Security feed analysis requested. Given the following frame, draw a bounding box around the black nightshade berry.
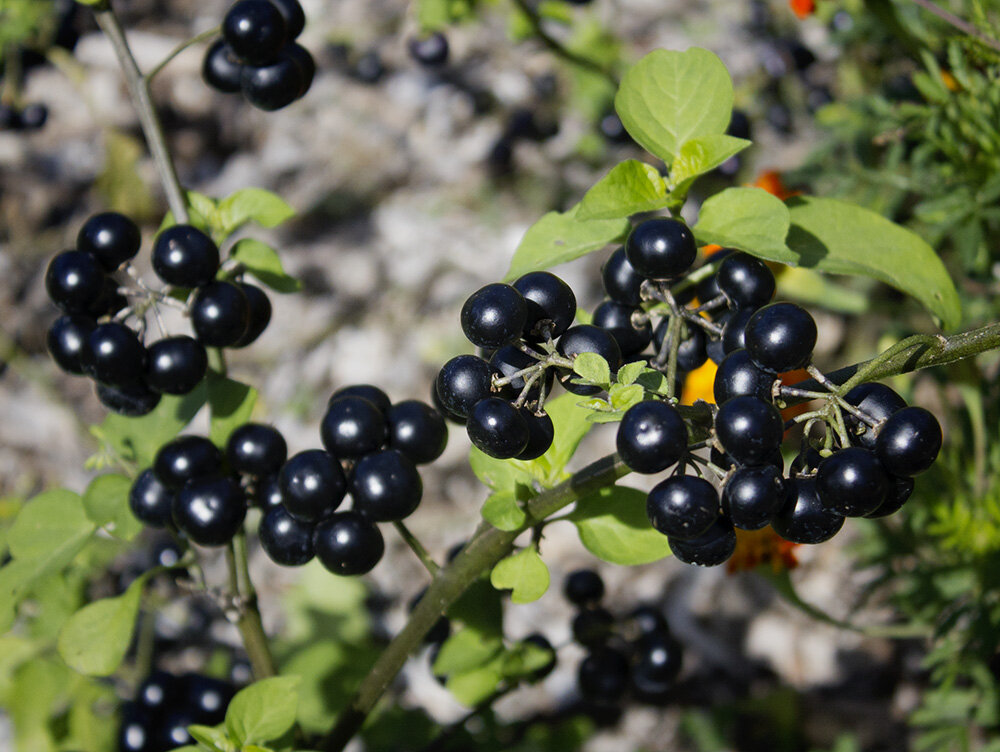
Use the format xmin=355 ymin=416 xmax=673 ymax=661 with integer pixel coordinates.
xmin=191 ymin=281 xmax=250 ymax=347
xmin=47 ymin=315 xmax=95 ymax=375
xmin=129 ymin=469 xmax=175 ymax=528
xmin=350 ymin=449 xmax=423 ymax=522
xmin=45 ymin=250 xmax=105 ymax=313
xmin=152 ymin=225 xmax=220 ymax=288
xmin=77 ymin=212 xmax=141 ymax=271
xmin=564 ymin=569 xmax=604 ymax=606
xmin=461 ymin=283 xmax=528 ymax=349
xmin=744 ymin=302 xmax=817 ymax=373
xmin=771 ymin=477 xmax=844 ymax=544
xmin=624 ymin=218 xmax=697 ymax=280
xmin=436 ymin=355 xmax=494 ymax=419
xmin=467 ymin=397 xmax=529 ymax=459
xmin=227 ymin=423 xmax=288 ymax=477
xmin=172 ymin=476 xmax=247 ymax=547
xmin=647 ymin=475 xmax=720 ymax=541
xmin=714 ymin=395 xmax=784 ymax=466
xmin=512 ymin=271 xmax=577 ymax=340
xmin=601 ymin=246 xmax=644 ymax=306
xmin=154 ymin=436 xmax=223 ymax=490
xmin=386 ymin=400 xmax=448 ymax=464
xmin=816 ymin=447 xmax=888 ymax=517
xmin=313 ymin=511 xmax=385 ymax=575
xmin=667 ymin=515 xmax=736 ymax=566
xmin=278 ymin=449 xmax=347 ymax=522
xmin=259 ymin=505 xmax=315 ymax=566
xmin=321 ymin=395 xmax=388 ymax=459
xmin=616 ymin=400 xmax=687 ymax=474
xmin=875 ymin=406 xmax=942 ymax=477
xmin=145 ymin=336 xmax=208 ymax=395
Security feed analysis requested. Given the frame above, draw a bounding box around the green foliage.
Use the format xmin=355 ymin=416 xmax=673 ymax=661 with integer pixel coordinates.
xmin=82 ymin=474 xmax=142 ymax=541
xmin=490 ymin=545 xmax=550 ymax=603
xmin=206 ymin=374 xmax=258 ymax=447
xmin=230 ymin=239 xmax=302 ymax=293
xmin=576 ymin=160 xmax=668 ymax=220
xmin=693 ymin=187 xmax=793 ymax=262
xmin=225 ymin=676 xmax=301 ymax=746
xmin=568 ymin=485 xmax=673 ymax=565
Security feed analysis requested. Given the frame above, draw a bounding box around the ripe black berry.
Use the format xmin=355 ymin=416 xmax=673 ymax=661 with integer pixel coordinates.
xmin=321 ymin=395 xmax=388 ymax=458
xmin=599 ymin=111 xmax=631 ymax=144
xmin=191 ymin=281 xmax=250 ymax=347
xmin=816 ymin=447 xmax=888 ymax=516
xmin=129 ymin=469 xmax=175 ymax=528
xmin=172 ymin=476 xmax=247 ymax=546
xmin=572 ymin=607 xmax=615 ymax=647
xmin=151 ymin=225 xmax=220 ymax=288
xmin=602 ymin=246 xmax=644 ymax=306
xmin=45 ymin=250 xmax=105 ymax=312
xmin=771 ymin=477 xmax=844 ymax=544
xmin=592 ymin=300 xmax=651 ymax=358
xmin=350 ymin=449 xmax=423 ymax=521
xmin=242 ymin=54 xmax=306 ymax=111
xmin=47 ymin=315 xmax=95 ymax=375
xmin=624 ymin=218 xmax=697 ymax=280
xmin=286 ymin=43 xmax=316 ymax=96
xmin=77 ymin=212 xmax=141 ymax=271
xmin=557 ymin=325 xmax=623 ymax=395
xmin=653 ymin=320 xmax=708 ymax=373
xmin=616 ymin=400 xmax=687 ymax=474
xmin=564 ymin=569 xmax=604 ymax=606
xmin=865 ymin=475 xmax=914 ymax=518
xmin=253 ymin=474 xmax=286 ymax=509
xmin=408 ymin=32 xmax=450 ymax=67
xmin=625 ymin=605 xmax=669 ymax=639
xmin=117 ymin=704 xmax=152 ymax=752
xmin=716 ymin=252 xmax=775 ymax=309
xmin=268 ymin=0 xmax=306 ymax=39
xmin=721 ymin=307 xmax=755 ymax=354
xmin=233 ymin=283 xmax=271 ymax=347
xmin=85 ymin=321 xmax=147 ymax=386
xmin=517 ymin=407 xmax=554 ymax=460
xmin=313 ymin=511 xmax=385 ymax=575
xmin=156 ymin=710 xmax=197 ymax=751
xmin=647 ymin=475 xmax=720 ymax=541
xmin=387 ymin=400 xmax=448 ymax=464
xmin=181 ymin=673 xmax=234 ymax=723
xmin=713 ymin=349 xmax=776 ymax=403
xmin=436 ymin=355 xmax=493 ymax=418
xmin=875 ymin=406 xmax=942 ymax=477
xmin=512 ymin=271 xmax=577 ymax=340
xmin=714 ymin=395 xmax=783 ymax=465
xmin=329 ymin=384 xmax=391 ymax=413
xmin=278 ymin=449 xmax=346 ymax=522
xmin=136 ymin=670 xmax=178 ymax=715
xmin=19 ymin=103 xmax=48 ymax=130
xmin=460 ymin=283 xmax=528 ymax=349
xmin=227 ymin=423 xmax=288 ymax=477
xmin=667 ymin=515 xmax=736 ymax=566
xmin=145 ymin=336 xmax=208 ymax=395
xmin=722 ymin=464 xmax=786 ymax=530
xmin=490 ymin=345 xmax=551 ymax=400
xmin=629 ymin=632 xmax=683 ymax=699
xmin=96 ymin=382 xmax=161 ymax=416
xmin=578 ymin=646 xmax=629 ymax=702
xmin=843 ymin=383 xmax=906 ymax=449
xmin=467 ymin=397 xmax=529 ymax=459
xmin=744 ymin=302 xmax=817 ymax=373
xmin=259 ymin=505 xmax=315 ymax=566
xmin=223 ymin=0 xmax=288 ymax=65
xmin=203 ymin=39 xmax=244 ymax=93
xmin=154 ymin=436 xmax=223 ymax=490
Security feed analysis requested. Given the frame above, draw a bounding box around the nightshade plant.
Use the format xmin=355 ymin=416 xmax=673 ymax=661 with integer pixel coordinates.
xmin=6 ymin=2 xmax=1000 ymax=751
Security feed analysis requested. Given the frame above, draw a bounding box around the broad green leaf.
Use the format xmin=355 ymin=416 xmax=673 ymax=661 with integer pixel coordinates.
xmin=8 ymin=490 xmax=92 ymax=561
xmin=82 ymin=474 xmax=142 ymax=541
xmin=445 ymin=662 xmax=503 ymax=706
xmin=614 ymin=48 xmax=733 ymax=163
xmin=230 ymin=238 xmax=301 ymax=293
xmin=159 ymin=191 xmax=217 ymax=234
xmin=504 ymin=206 xmax=630 ymax=281
xmin=468 ymin=447 xmax=534 ymax=492
xmin=225 ymin=676 xmax=300 ymax=745
xmin=776 ymin=266 xmax=869 ymax=314
xmin=57 ymin=574 xmax=146 ymax=676
xmin=447 ymin=579 xmax=504 ymax=638
xmin=573 ymin=352 xmax=611 ymax=387
xmin=490 ymin=546 xmax=550 ymax=604
xmin=433 ymin=628 xmax=503 ymax=675
xmin=616 ymin=361 xmax=649 ymax=386
xmin=576 ymin=160 xmax=668 ymax=220
xmin=670 ymin=134 xmax=751 ymax=188
xmin=502 ymin=640 xmax=554 ymax=680
xmin=207 ymin=375 xmax=258 ymax=447
xmin=608 ymin=383 xmax=644 ymax=411
xmin=187 ymin=724 xmax=232 ymax=751
xmin=481 ymin=490 xmax=527 ymax=532
xmin=693 ymin=188 xmax=795 ymax=263
xmin=569 ymin=485 xmax=673 ymax=565
xmin=216 ymin=188 xmax=295 ymax=234
xmin=785 ymin=196 xmax=961 ymax=328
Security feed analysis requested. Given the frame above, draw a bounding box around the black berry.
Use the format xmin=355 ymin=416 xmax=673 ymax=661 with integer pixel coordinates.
xmin=624 ymin=218 xmax=697 ymax=280
xmin=722 ymin=464 xmax=786 ymax=530
xmin=578 ymin=647 xmax=629 ymax=702
xmin=232 ymin=283 xmax=272 ymax=347
xmin=616 ymin=400 xmax=687 ymax=474
xmin=572 ymin=607 xmax=615 ymax=647
xmin=223 ymin=0 xmax=288 ymax=65
xmin=557 ymin=325 xmax=623 ymax=395
xmin=227 ymin=423 xmax=288 ymax=477
xmin=864 ymin=475 xmax=914 ymax=518
xmin=268 ymin=0 xmax=305 ymax=39
xmin=771 ymin=477 xmax=844 ymax=544
xmin=713 ymin=349 xmax=776 ymax=403
xmin=436 ymin=355 xmax=494 ymax=418
xmin=564 ymin=569 xmax=604 ymax=606
xmin=460 ymin=283 xmax=528 ymax=349
xmin=843 ymin=383 xmax=906 ymax=449
xmin=490 ymin=345 xmax=551 ymax=401
xmin=313 ymin=511 xmax=385 ymax=575
xmin=129 ymin=469 xmax=175 ymax=528
xmin=512 ymin=271 xmax=577 ymax=340
xmin=259 ymin=505 xmax=315 ymax=566
xmin=203 ymin=39 xmax=244 ymax=93
xmin=516 ymin=407 xmax=554 ymax=460
xmin=667 ymin=515 xmax=736 ymax=566
xmin=647 ymin=475 xmax=720 ymax=540
xmin=321 ymin=395 xmax=388 ymax=458
xmin=85 ymin=321 xmax=147 ymax=386
xmin=716 ymin=252 xmax=775 ymax=309
xmin=154 ymin=435 xmax=223 ymax=490
xmin=96 ymin=382 xmax=161 ymax=416
xmin=653 ymin=320 xmax=708 ymax=373
xmin=278 ymin=449 xmax=346 ymax=522
xmin=241 ymin=54 xmax=305 ymax=111
xmin=875 ymin=406 xmax=942 ymax=477
xmin=592 ymin=300 xmax=651 ymax=358
xmin=602 ymin=246 xmax=644 ymax=306
xmin=387 ymin=400 xmax=448 ymax=464
xmin=152 ymin=225 xmax=219 ymax=288
xmin=45 ymin=250 xmax=105 ymax=312
xmin=172 ymin=476 xmax=247 ymax=546
xmin=77 ymin=212 xmax=141 ymax=271
xmin=350 ymin=449 xmax=423 ymax=521
xmin=191 ymin=281 xmax=250 ymax=347
xmin=467 ymin=397 xmax=529 ymax=459
xmin=714 ymin=395 xmax=784 ymax=465
xmin=329 ymin=384 xmax=392 ymax=414
xmin=816 ymin=447 xmax=888 ymax=516
xmin=145 ymin=336 xmax=208 ymax=395
xmin=744 ymin=302 xmax=817 ymax=373
xmin=47 ymin=314 xmax=95 ymax=375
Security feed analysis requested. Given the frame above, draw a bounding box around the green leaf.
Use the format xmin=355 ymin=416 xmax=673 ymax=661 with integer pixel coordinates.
xmin=502 ymin=640 xmax=555 ymax=680
xmin=159 ymin=191 xmax=217 ymax=234
xmin=693 ymin=187 xmax=794 ymax=263
xmin=447 ymin=578 xmax=504 ymax=638
xmin=225 ymin=676 xmax=300 ymax=746
xmin=573 ymin=352 xmax=611 ymax=387
xmin=187 ymin=724 xmax=233 ymax=751
xmin=490 ymin=546 xmax=550 ymax=604
xmin=468 ymin=447 xmax=535 ymax=492
xmin=481 ymin=490 xmax=528 ymax=532
xmin=535 ymin=393 xmax=596 ymax=474
xmin=445 ymin=662 xmax=503 ymax=706
xmin=82 ymin=474 xmax=142 ymax=541
xmin=616 ymin=361 xmax=648 ymax=386
xmin=216 ymin=188 xmax=295 ymax=234
xmin=614 ymin=48 xmax=733 ymax=163
xmin=230 ymin=238 xmax=301 ymax=293
xmin=207 ymin=374 xmax=258 ymax=447
xmin=670 ymin=134 xmax=751 ymax=188
xmin=504 ymin=206 xmax=629 ymax=281
xmin=785 ymin=196 xmax=961 ymax=329
xmin=569 ymin=485 xmax=673 ymax=565
xmin=433 ymin=628 xmax=503 ymax=676
xmin=57 ymin=573 xmax=146 ymax=676
xmin=8 ymin=490 xmax=93 ymax=561
xmin=608 ymin=383 xmax=644 ymax=411
xmin=576 ymin=160 xmax=668 ymax=220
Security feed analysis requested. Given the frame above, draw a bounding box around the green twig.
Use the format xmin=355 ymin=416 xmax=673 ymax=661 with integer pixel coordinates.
xmin=145 ymin=25 xmax=221 ymax=84
xmin=393 ymin=521 xmax=440 ymax=576
xmin=226 ymin=532 xmax=277 ymax=680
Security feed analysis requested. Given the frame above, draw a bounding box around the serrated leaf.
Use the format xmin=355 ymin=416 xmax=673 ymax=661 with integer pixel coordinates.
xmin=616 ymin=361 xmax=648 ymax=386
xmin=57 ymin=573 xmax=146 ymax=676
xmin=670 ymin=134 xmax=751 ymax=187
xmin=576 ymin=160 xmax=668 ymax=220
xmin=785 ymin=196 xmax=961 ymax=328
xmin=481 ymin=490 xmax=528 ymax=532
xmin=614 ymin=48 xmax=733 ymax=163
xmin=573 ymin=352 xmax=611 ymax=387
xmin=225 ymin=676 xmax=300 ymax=746
xmin=693 ymin=187 xmax=794 ymax=263
xmin=82 ymin=474 xmax=142 ymax=541
xmin=490 ymin=546 xmax=550 ymax=604
xmin=433 ymin=628 xmax=503 ymax=676
xmin=229 ymin=238 xmax=301 ymax=293
xmin=608 ymin=383 xmax=644 ymax=411
xmin=207 ymin=374 xmax=258 ymax=448
xmin=505 ymin=206 xmax=630 ymax=281
xmin=569 ymin=485 xmax=673 ymax=565
xmin=216 ymin=188 xmax=295 ymax=234
xmin=445 ymin=662 xmax=503 ymax=706
xmin=8 ymin=490 xmax=92 ymax=561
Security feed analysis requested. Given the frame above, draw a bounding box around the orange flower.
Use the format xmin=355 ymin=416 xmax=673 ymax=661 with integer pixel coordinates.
xmin=753 ymin=170 xmax=799 ymax=200
xmin=940 ymin=70 xmax=961 ymax=92
xmin=701 ymin=244 xmax=725 ymax=257
xmin=727 ymin=526 xmax=800 ymax=573
xmin=778 ymin=368 xmax=813 ymax=428
xmin=789 ymin=0 xmax=816 ymax=19
xmin=681 ymin=359 xmax=718 ymax=405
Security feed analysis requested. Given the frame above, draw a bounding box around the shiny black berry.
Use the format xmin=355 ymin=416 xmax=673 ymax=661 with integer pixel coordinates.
xmin=223 ymin=0 xmax=288 ymax=65
xmin=557 ymin=325 xmax=622 ymax=395
xmin=85 ymin=321 xmax=147 ymax=386
xmin=629 ymin=632 xmax=683 ymax=700
xmin=564 ymin=568 xmax=604 ymax=606
xmin=512 ymin=271 xmax=577 ymax=340
xmin=268 ymin=0 xmax=305 ymax=39
xmin=386 ymin=400 xmax=448 ymax=464
xmin=96 ymin=382 xmax=161 ymax=416
xmin=616 ymin=400 xmax=687 ymax=474
xmin=467 ymin=397 xmax=529 ymax=459
xmin=592 ymin=300 xmax=651 ymax=358
xmin=45 ymin=250 xmax=105 ymax=312
xmin=321 ymin=396 xmax=388 ymax=458
xmin=145 ymin=336 xmax=207 ymax=394
xmin=721 ymin=307 xmax=755 ymax=355
xmin=151 ymin=225 xmax=219 ymax=288
xmin=721 ymin=464 xmax=786 ymax=530
xmin=77 ymin=212 xmax=141 ymax=271
xmin=129 ymin=469 xmax=175 ymax=528
xmin=47 ymin=314 xmax=95 ymax=375
xmin=864 ymin=475 xmax=915 ymax=518
xmin=278 ymin=449 xmax=346 ymax=522
xmin=572 ymin=607 xmax=615 ymax=647
xmin=180 ymin=673 xmax=234 ymax=723
xmin=714 ymin=395 xmax=783 ymax=465
xmin=173 ymin=476 xmax=247 ymax=546
xmin=227 ymin=423 xmax=287 ymax=477
xmin=203 ymin=39 xmax=244 ymax=93
xmin=408 ymin=32 xmax=449 ymax=66
xmin=233 ymin=283 xmax=271 ymax=347
xmin=253 ymin=474 xmax=286 ymax=510
xmin=816 ymin=447 xmax=888 ymax=516
xmin=259 ymin=505 xmax=315 ymax=566
xmin=624 ymin=218 xmax=697 ymax=280
xmin=875 ymin=406 xmax=942 ymax=477
xmin=154 ymin=436 xmax=223 ymax=490
xmin=329 ymin=384 xmax=391 ymax=414
xmin=350 ymin=449 xmax=423 ymax=521
xmin=713 ymin=349 xmax=776 ymax=403
xmin=461 ymin=283 xmax=528 ymax=349
xmin=313 ymin=511 xmax=385 ymax=575
xmin=516 ymin=407 xmax=554 ymax=460
xmin=667 ymin=515 xmax=736 ymax=566
xmin=716 ymin=252 xmax=775 ymax=309
xmin=191 ymin=281 xmax=250 ymax=347
xmin=647 ymin=475 xmax=720 ymax=541
xmin=771 ymin=477 xmax=844 ymax=544
xmin=602 ymin=246 xmax=644 ymax=306
xmin=242 ymin=54 xmax=305 ymax=111
xmin=843 ymin=383 xmax=906 ymax=449
xmin=436 ymin=355 xmax=493 ymax=418
xmin=744 ymin=302 xmax=817 ymax=373
xmin=625 ymin=605 xmax=669 ymax=638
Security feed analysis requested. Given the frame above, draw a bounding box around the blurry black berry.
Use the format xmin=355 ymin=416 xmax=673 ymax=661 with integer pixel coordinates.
xmin=714 ymin=395 xmax=783 ymax=465
xmin=630 ymin=631 xmax=683 ymax=699
xmin=203 ymin=39 xmax=245 ymax=93
xmin=45 ymin=250 xmax=105 ymax=313
xmin=624 ymin=218 xmax=697 ymax=280
xmin=286 ymin=43 xmax=315 ymax=97
xmin=313 ymin=511 xmax=385 ymax=575
xmin=592 ymin=300 xmax=651 ymax=358
xmin=350 ymin=449 xmax=423 ymax=522
xmin=352 ymin=50 xmax=385 ymax=83
xmin=467 ymin=397 xmax=529 ymax=459
xmin=191 ymin=281 xmax=250 ymax=347
xmin=129 ymin=469 xmax=176 ymax=528
xmin=516 ymin=407 xmax=554 ymax=460
xmin=227 ymin=423 xmax=287 ymax=477
xmin=816 ymin=447 xmax=888 ymax=516
xmin=572 ymin=607 xmax=615 ymax=647
xmin=136 ymin=670 xmax=178 ymax=715
xmin=156 ymin=709 xmax=197 ymax=751
xmin=117 ymin=703 xmax=152 ymax=752
xmin=145 ymin=336 xmax=207 ymax=395
xmin=722 ymin=464 xmax=786 ymax=530
xmin=599 ymin=111 xmax=631 ymax=144
xmin=744 ymin=302 xmax=817 ymax=373
xmin=279 ymin=449 xmax=346 ymax=522
xmin=232 ymin=283 xmax=271 ymax=347
xmin=259 ymin=505 xmax=315 ymax=566
xmin=625 ymin=605 xmax=669 ymax=639
xmin=771 ymin=477 xmax=844 ymax=544
xmin=727 ymin=109 xmax=751 ymax=140
xmin=268 ymin=0 xmax=306 ymax=39
xmin=602 ymin=246 xmax=644 ymax=306
xmin=564 ymin=568 xmax=604 ymax=606
xmin=766 ymin=103 xmax=793 ymax=134
xmin=578 ymin=647 xmax=629 ymax=703
xmin=616 ymin=400 xmax=687 ymax=474
xmin=512 ymin=271 xmax=577 ymax=340
xmin=241 ymin=53 xmax=305 ymax=111
xmin=387 ymin=400 xmax=448 ymax=464
xmin=408 ymin=32 xmax=449 ymax=66
xmin=19 ymin=103 xmax=48 ymax=130
xmin=47 ymin=314 xmax=95 ymax=375
xmin=875 ymin=407 xmax=942 ymax=477
xmin=77 ymin=212 xmax=141 ymax=271
xmin=523 ymin=633 xmax=557 ymax=679
xmin=223 ymin=0 xmax=288 ymax=65
xmin=647 ymin=475 xmax=720 ymax=540
xmin=154 ymin=436 xmax=223 ymax=490
xmin=461 ymin=283 xmax=528 ymax=349
xmin=713 ymin=349 xmax=776 ymax=403
xmin=96 ymin=382 xmax=161 ymax=416
xmin=85 ymin=321 xmax=147 ymax=386
xmin=172 ymin=476 xmax=247 ymax=547
xmin=152 ymin=225 xmax=219 ymax=288
xmin=436 ymin=355 xmax=493 ymax=418
xmin=667 ymin=515 xmax=736 ymax=566
xmin=180 ymin=673 xmax=234 ymax=724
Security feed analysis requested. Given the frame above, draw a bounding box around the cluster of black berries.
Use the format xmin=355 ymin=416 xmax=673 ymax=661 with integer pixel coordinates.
xmin=564 ymin=570 xmax=683 ymax=706
xmin=0 ymin=102 xmax=48 ymax=132
xmin=118 ymin=671 xmax=236 ymax=752
xmin=45 ymin=214 xmax=272 ymax=416
xmin=435 ymin=271 xmax=621 ymax=460
xmin=203 ymin=0 xmax=315 ymax=111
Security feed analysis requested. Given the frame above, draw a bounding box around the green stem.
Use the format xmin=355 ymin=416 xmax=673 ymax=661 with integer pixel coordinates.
xmin=226 ymin=533 xmax=277 ymax=680
xmin=905 ymin=0 xmax=1000 ymax=54
xmin=92 ymin=2 xmax=190 ymax=223
xmin=145 ymin=26 xmax=221 ymax=84
xmin=393 ymin=521 xmax=440 ymax=576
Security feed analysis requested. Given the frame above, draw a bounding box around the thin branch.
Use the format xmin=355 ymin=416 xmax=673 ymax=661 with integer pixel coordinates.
xmin=906 ymin=0 xmax=1000 ymax=53
xmin=145 ymin=25 xmax=221 ymax=84
xmin=393 ymin=521 xmax=440 ymax=576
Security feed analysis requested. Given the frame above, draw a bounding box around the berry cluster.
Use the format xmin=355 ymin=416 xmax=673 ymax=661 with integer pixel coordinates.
xmin=45 ymin=213 xmax=273 ymax=416
xmin=118 ymin=671 xmax=236 ymax=752
xmin=203 ymin=0 xmax=315 ymax=111
xmin=0 ymin=102 xmax=48 ymax=132
xmin=564 ymin=570 xmax=683 ymax=706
